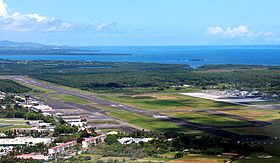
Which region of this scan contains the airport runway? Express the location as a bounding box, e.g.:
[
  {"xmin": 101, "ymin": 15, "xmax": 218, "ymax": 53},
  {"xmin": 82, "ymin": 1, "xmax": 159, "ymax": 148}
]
[{"xmin": 10, "ymin": 75, "xmax": 271, "ymax": 141}]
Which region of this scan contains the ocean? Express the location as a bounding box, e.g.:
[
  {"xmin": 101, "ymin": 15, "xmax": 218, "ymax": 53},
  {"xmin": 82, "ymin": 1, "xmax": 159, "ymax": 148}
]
[{"xmin": 0, "ymin": 45, "xmax": 280, "ymax": 68}]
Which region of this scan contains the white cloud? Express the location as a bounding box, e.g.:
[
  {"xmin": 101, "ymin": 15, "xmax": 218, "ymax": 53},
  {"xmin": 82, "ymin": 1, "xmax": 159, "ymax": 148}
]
[
  {"xmin": 0, "ymin": 0, "xmax": 72, "ymax": 32},
  {"xmin": 208, "ymin": 26, "xmax": 223, "ymax": 35},
  {"xmin": 0, "ymin": 0, "xmax": 7, "ymax": 17},
  {"xmin": 207, "ymin": 25, "xmax": 274, "ymax": 38},
  {"xmin": 0, "ymin": 0, "xmax": 121, "ymax": 33},
  {"xmin": 0, "ymin": 12, "xmax": 73, "ymax": 32},
  {"xmin": 86, "ymin": 20, "xmax": 122, "ymax": 33},
  {"xmin": 263, "ymin": 31, "xmax": 274, "ymax": 37},
  {"xmin": 224, "ymin": 25, "xmax": 250, "ymax": 37}
]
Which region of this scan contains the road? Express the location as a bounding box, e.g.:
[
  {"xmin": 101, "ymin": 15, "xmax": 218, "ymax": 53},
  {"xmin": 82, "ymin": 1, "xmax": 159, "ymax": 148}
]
[{"xmin": 10, "ymin": 75, "xmax": 271, "ymax": 141}]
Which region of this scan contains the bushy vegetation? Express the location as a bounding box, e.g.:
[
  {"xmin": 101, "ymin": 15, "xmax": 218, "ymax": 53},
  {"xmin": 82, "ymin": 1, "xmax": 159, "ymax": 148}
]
[
  {"xmin": 1, "ymin": 60, "xmax": 279, "ymax": 94},
  {"xmin": 0, "ymin": 79, "xmax": 31, "ymax": 93},
  {"xmin": 100, "ymin": 131, "xmax": 265, "ymax": 160}
]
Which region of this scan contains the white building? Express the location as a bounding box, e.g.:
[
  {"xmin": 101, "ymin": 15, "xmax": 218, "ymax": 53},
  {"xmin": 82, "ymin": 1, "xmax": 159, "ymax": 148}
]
[
  {"xmin": 16, "ymin": 154, "xmax": 50, "ymax": 161},
  {"xmin": 48, "ymin": 140, "xmax": 77, "ymax": 155},
  {"xmin": 0, "ymin": 137, "xmax": 52, "ymax": 146},
  {"xmin": 118, "ymin": 137, "xmax": 154, "ymax": 145},
  {"xmin": 82, "ymin": 134, "xmax": 106, "ymax": 148},
  {"xmin": 32, "ymin": 104, "xmax": 53, "ymax": 112}
]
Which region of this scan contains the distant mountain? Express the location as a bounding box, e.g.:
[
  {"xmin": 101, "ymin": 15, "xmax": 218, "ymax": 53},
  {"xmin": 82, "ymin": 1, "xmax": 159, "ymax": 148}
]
[
  {"xmin": 0, "ymin": 41, "xmax": 130, "ymax": 56},
  {"xmin": 0, "ymin": 40, "xmax": 70, "ymax": 50}
]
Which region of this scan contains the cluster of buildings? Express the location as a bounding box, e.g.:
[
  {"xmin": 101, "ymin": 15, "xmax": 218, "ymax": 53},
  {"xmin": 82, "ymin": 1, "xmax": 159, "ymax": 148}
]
[
  {"xmin": 0, "ymin": 137, "xmax": 52, "ymax": 146},
  {"xmin": 60, "ymin": 115, "xmax": 87, "ymax": 127},
  {"xmin": 203, "ymin": 90, "xmax": 279, "ymax": 99},
  {"xmin": 202, "ymin": 90, "xmax": 262, "ymax": 98},
  {"xmin": 0, "ymin": 93, "xmax": 108, "ymax": 161}
]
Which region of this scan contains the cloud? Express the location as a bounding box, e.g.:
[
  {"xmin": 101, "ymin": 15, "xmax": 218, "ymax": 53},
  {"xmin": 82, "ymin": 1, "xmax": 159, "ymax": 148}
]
[
  {"xmin": 0, "ymin": 0, "xmax": 7, "ymax": 17},
  {"xmin": 0, "ymin": 0, "xmax": 121, "ymax": 33},
  {"xmin": 207, "ymin": 26, "xmax": 224, "ymax": 35},
  {"xmin": 0, "ymin": 0, "xmax": 72, "ymax": 32},
  {"xmin": 207, "ymin": 25, "xmax": 274, "ymax": 38},
  {"xmin": 263, "ymin": 31, "xmax": 274, "ymax": 37},
  {"xmin": 86, "ymin": 20, "xmax": 123, "ymax": 33}
]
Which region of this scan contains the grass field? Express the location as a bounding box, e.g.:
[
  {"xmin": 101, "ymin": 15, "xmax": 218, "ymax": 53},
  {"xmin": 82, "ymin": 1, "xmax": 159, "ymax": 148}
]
[
  {"xmin": 221, "ymin": 109, "xmax": 280, "ymax": 122},
  {"xmin": 0, "ymin": 118, "xmax": 27, "ymax": 124},
  {"xmin": 163, "ymin": 112, "xmax": 249, "ymax": 126},
  {"xmin": 80, "ymin": 152, "xmax": 228, "ymax": 163},
  {"xmin": 48, "ymin": 93, "xmax": 90, "ymax": 104},
  {"xmin": 235, "ymin": 153, "xmax": 280, "ymax": 163},
  {"xmin": 97, "ymin": 93, "xmax": 242, "ymax": 111},
  {"xmin": 14, "ymin": 81, "xmax": 56, "ymax": 94},
  {"xmin": 225, "ymin": 120, "xmax": 280, "ymax": 138},
  {"xmin": 0, "ymin": 118, "xmax": 31, "ymax": 132},
  {"xmin": 168, "ymin": 154, "xmax": 228, "ymax": 163},
  {"xmin": 90, "ymin": 104, "xmax": 201, "ymax": 134},
  {"xmin": 0, "ymin": 125, "xmax": 32, "ymax": 132},
  {"xmin": 106, "ymin": 108, "xmax": 198, "ymax": 133}
]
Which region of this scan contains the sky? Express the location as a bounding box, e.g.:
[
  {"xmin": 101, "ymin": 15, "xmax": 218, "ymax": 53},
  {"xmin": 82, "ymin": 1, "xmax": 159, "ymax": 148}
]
[{"xmin": 0, "ymin": 0, "xmax": 279, "ymax": 46}]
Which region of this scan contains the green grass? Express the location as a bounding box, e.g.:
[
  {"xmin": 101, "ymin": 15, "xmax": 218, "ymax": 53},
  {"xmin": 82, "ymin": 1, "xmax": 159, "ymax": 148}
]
[
  {"xmin": 225, "ymin": 121, "xmax": 280, "ymax": 138},
  {"xmin": 0, "ymin": 118, "xmax": 31, "ymax": 132},
  {"xmin": 235, "ymin": 153, "xmax": 280, "ymax": 163},
  {"xmin": 169, "ymin": 154, "xmax": 228, "ymax": 163},
  {"xmin": 0, "ymin": 118, "xmax": 27, "ymax": 125},
  {"xmin": 48, "ymin": 94, "xmax": 89, "ymax": 104},
  {"xmin": 241, "ymin": 101, "xmax": 280, "ymax": 105},
  {"xmin": 98, "ymin": 106, "xmax": 200, "ymax": 134},
  {"xmin": 97, "ymin": 93, "xmax": 242, "ymax": 111},
  {"xmin": 0, "ymin": 125, "xmax": 32, "ymax": 132},
  {"xmin": 163, "ymin": 112, "xmax": 248, "ymax": 126},
  {"xmin": 221, "ymin": 109, "xmax": 280, "ymax": 121},
  {"xmin": 95, "ymin": 86, "xmax": 201, "ymax": 94}
]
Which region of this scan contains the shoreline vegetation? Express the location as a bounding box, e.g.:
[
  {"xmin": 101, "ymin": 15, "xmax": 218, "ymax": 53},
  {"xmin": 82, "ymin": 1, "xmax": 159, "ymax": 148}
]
[{"xmin": 0, "ymin": 59, "xmax": 279, "ymax": 95}]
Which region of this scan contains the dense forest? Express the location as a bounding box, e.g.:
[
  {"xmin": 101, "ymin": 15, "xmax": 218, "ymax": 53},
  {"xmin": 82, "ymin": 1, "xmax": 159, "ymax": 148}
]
[
  {"xmin": 0, "ymin": 79, "xmax": 31, "ymax": 93},
  {"xmin": 0, "ymin": 59, "xmax": 279, "ymax": 94}
]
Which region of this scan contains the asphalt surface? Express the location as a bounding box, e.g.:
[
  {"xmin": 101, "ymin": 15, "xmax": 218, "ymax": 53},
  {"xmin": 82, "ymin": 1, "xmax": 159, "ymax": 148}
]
[{"xmin": 10, "ymin": 75, "xmax": 271, "ymax": 141}]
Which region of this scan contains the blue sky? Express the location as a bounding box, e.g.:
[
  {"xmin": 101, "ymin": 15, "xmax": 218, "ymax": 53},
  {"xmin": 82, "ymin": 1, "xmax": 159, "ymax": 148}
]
[{"xmin": 0, "ymin": 0, "xmax": 279, "ymax": 46}]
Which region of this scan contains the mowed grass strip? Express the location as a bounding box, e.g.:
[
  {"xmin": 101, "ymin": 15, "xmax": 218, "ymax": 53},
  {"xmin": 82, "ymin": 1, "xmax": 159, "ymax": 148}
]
[
  {"xmin": 163, "ymin": 112, "xmax": 248, "ymax": 127},
  {"xmin": 48, "ymin": 94, "xmax": 89, "ymax": 104},
  {"xmin": 104, "ymin": 107, "xmax": 200, "ymax": 134},
  {"xmin": 0, "ymin": 118, "xmax": 31, "ymax": 132},
  {"xmin": 0, "ymin": 118, "xmax": 27, "ymax": 125},
  {"xmin": 97, "ymin": 93, "xmax": 242, "ymax": 111},
  {"xmin": 16, "ymin": 81, "xmax": 56, "ymax": 94},
  {"xmin": 0, "ymin": 125, "xmax": 32, "ymax": 132},
  {"xmin": 235, "ymin": 152, "xmax": 280, "ymax": 163},
  {"xmin": 168, "ymin": 154, "xmax": 227, "ymax": 163},
  {"xmin": 221, "ymin": 109, "xmax": 280, "ymax": 122},
  {"xmin": 225, "ymin": 121, "xmax": 280, "ymax": 138}
]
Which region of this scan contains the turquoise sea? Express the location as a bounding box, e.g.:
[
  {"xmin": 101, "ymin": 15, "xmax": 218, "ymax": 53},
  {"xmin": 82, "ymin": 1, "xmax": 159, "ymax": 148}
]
[{"xmin": 0, "ymin": 45, "xmax": 280, "ymax": 68}]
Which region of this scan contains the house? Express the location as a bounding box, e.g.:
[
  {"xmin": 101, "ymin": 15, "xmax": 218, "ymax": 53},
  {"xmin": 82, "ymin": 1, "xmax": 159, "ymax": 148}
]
[
  {"xmin": 11, "ymin": 127, "xmax": 53, "ymax": 134},
  {"xmin": 32, "ymin": 105, "xmax": 53, "ymax": 112},
  {"xmin": 16, "ymin": 154, "xmax": 50, "ymax": 161},
  {"xmin": 0, "ymin": 137, "xmax": 52, "ymax": 146},
  {"xmin": 82, "ymin": 134, "xmax": 106, "ymax": 148},
  {"xmin": 48, "ymin": 140, "xmax": 77, "ymax": 155}
]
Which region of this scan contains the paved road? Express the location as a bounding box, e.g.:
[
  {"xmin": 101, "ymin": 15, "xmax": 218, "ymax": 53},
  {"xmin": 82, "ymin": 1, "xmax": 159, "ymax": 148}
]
[{"xmin": 10, "ymin": 75, "xmax": 270, "ymax": 141}]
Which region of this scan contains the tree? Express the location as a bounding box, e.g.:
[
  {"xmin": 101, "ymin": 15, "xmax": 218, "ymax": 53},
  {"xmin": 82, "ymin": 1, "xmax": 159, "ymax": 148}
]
[{"xmin": 105, "ymin": 135, "xmax": 119, "ymax": 145}]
